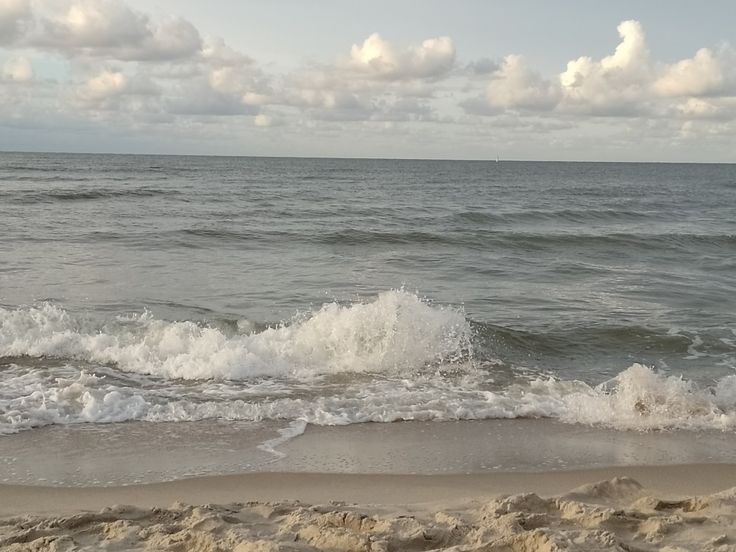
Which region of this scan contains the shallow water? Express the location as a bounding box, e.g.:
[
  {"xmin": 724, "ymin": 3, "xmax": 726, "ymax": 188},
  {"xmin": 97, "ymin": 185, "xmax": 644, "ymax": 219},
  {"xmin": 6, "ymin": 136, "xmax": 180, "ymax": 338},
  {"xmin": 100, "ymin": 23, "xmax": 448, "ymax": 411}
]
[{"xmin": 2, "ymin": 420, "xmax": 735, "ymax": 486}]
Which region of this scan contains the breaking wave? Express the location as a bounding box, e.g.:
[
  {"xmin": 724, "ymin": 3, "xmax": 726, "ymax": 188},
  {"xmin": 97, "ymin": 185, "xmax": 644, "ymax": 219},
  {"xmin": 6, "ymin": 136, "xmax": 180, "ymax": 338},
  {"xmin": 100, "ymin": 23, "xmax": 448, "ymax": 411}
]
[
  {"xmin": 1, "ymin": 362, "xmax": 735, "ymax": 435},
  {"xmin": 0, "ymin": 291, "xmax": 472, "ymax": 380},
  {"xmin": 1, "ymin": 292, "xmax": 735, "ymax": 435}
]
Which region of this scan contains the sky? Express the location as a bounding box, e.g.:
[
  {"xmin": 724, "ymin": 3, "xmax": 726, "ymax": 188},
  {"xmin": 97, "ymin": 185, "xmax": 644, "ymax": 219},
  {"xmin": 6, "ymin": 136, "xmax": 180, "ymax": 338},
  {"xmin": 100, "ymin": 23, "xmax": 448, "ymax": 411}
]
[{"xmin": 1, "ymin": 0, "xmax": 735, "ymax": 161}]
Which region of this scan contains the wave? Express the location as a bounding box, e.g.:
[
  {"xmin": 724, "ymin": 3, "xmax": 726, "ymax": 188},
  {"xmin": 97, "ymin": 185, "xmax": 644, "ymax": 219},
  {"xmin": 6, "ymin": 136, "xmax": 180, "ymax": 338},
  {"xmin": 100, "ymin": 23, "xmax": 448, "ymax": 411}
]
[
  {"xmin": 1, "ymin": 295, "xmax": 733, "ymax": 380},
  {"xmin": 317, "ymin": 229, "xmax": 450, "ymax": 246},
  {"xmin": 0, "ymin": 291, "xmax": 472, "ymax": 380},
  {"xmin": 1, "ymin": 296, "xmax": 731, "ymax": 374},
  {"xmin": 298, "ymin": 229, "xmax": 736, "ymax": 252},
  {"xmin": 1, "ymin": 363, "xmax": 735, "ymax": 435},
  {"xmin": 476, "ymin": 323, "xmax": 735, "ymax": 359},
  {"xmin": 1, "ymin": 293, "xmax": 735, "ymax": 434},
  {"xmin": 533, "ymin": 364, "xmax": 736, "ymax": 430},
  {"xmin": 452, "ymin": 208, "xmax": 660, "ymax": 226},
  {"xmin": 2, "ymin": 187, "xmax": 178, "ymax": 204},
  {"xmin": 485, "ymin": 231, "xmax": 736, "ymax": 251},
  {"xmin": 11, "ymin": 227, "xmax": 736, "ymax": 256}
]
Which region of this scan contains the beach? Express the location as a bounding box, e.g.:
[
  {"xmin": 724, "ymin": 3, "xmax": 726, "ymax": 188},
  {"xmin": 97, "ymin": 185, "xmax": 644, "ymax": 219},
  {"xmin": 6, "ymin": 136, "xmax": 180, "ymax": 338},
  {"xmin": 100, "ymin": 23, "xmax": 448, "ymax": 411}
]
[
  {"xmin": 2, "ymin": 421, "xmax": 736, "ymax": 550},
  {"xmin": 4, "ymin": 465, "xmax": 736, "ymax": 551}
]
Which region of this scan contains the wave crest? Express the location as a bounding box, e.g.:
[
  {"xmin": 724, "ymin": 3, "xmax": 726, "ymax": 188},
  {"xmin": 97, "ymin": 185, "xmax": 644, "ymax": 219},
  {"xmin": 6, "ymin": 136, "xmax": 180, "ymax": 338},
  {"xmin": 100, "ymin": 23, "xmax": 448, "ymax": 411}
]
[
  {"xmin": 528, "ymin": 364, "xmax": 736, "ymax": 430},
  {"xmin": 0, "ymin": 291, "xmax": 473, "ymax": 380}
]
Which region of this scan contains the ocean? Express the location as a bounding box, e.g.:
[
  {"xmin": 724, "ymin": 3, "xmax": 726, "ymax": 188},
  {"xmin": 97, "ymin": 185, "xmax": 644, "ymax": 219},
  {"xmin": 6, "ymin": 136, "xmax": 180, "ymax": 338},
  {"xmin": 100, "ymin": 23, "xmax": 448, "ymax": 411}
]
[{"xmin": 1, "ymin": 152, "xmax": 735, "ymax": 481}]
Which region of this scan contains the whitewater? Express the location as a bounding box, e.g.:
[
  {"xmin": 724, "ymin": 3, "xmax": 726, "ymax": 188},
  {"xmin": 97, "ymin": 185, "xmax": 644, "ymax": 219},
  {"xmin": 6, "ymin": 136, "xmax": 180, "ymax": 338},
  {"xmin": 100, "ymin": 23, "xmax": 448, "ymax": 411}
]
[{"xmin": 2, "ymin": 291, "xmax": 736, "ymax": 436}]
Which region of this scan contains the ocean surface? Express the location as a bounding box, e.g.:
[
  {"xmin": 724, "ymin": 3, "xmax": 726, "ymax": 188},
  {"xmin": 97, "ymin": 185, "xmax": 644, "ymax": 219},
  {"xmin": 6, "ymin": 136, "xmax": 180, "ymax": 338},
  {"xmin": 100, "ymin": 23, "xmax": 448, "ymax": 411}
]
[{"xmin": 2, "ymin": 152, "xmax": 736, "ymax": 444}]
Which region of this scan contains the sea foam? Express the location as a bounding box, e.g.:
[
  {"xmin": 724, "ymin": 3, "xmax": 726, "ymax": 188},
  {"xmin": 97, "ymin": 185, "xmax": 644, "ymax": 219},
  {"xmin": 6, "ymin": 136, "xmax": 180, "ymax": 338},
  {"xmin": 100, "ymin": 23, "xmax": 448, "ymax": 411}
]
[
  {"xmin": 1, "ymin": 294, "xmax": 736, "ymax": 435},
  {"xmin": 1, "ymin": 362, "xmax": 735, "ymax": 435},
  {"xmin": 0, "ymin": 290, "xmax": 472, "ymax": 380}
]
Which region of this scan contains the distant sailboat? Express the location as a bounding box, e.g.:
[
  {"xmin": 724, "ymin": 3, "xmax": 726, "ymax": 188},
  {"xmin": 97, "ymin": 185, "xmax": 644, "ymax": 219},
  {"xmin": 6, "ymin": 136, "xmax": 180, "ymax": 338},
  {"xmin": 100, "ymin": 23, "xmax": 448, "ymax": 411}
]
[{"xmin": 495, "ymin": 154, "xmax": 500, "ymax": 163}]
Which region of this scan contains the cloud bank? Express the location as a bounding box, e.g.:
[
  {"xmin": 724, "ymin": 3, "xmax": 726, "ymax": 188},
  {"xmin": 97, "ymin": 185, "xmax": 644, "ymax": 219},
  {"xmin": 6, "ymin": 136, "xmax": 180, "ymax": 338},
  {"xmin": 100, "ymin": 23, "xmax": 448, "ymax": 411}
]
[{"xmin": 0, "ymin": 1, "xmax": 734, "ymax": 159}]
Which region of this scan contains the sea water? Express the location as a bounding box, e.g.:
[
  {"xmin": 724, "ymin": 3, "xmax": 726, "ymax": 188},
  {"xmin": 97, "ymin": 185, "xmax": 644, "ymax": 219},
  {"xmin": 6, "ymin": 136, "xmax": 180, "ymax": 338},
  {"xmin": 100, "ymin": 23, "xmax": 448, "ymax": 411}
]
[{"xmin": 1, "ymin": 153, "xmax": 735, "ymax": 445}]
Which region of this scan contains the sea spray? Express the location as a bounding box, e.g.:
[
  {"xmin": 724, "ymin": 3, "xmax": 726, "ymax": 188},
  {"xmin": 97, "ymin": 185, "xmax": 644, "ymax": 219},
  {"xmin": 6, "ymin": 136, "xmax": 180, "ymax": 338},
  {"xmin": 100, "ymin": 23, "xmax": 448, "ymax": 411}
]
[{"xmin": 0, "ymin": 291, "xmax": 473, "ymax": 380}]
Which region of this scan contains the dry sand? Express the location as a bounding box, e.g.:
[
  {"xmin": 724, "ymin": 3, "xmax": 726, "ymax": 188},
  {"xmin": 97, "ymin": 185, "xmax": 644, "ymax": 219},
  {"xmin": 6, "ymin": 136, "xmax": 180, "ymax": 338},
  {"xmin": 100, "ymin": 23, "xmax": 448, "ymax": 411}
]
[{"xmin": 2, "ymin": 464, "xmax": 736, "ymax": 551}]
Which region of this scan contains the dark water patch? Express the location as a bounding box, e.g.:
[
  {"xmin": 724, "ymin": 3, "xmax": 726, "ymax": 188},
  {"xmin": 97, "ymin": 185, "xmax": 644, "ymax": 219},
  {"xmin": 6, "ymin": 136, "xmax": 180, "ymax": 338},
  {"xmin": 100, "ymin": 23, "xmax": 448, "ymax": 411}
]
[
  {"xmin": 452, "ymin": 207, "xmax": 662, "ymax": 226},
  {"xmin": 472, "ymin": 321, "xmax": 735, "ymax": 363},
  {"xmin": 316, "ymin": 229, "xmax": 451, "ymax": 246},
  {"xmin": 306, "ymin": 228, "xmax": 736, "ymax": 254},
  {"xmin": 81, "ymin": 227, "xmax": 281, "ymax": 249},
  {"xmin": 485, "ymin": 231, "xmax": 736, "ymax": 253},
  {"xmin": 3, "ymin": 186, "xmax": 180, "ymax": 204},
  {"xmin": 179, "ymin": 228, "xmax": 260, "ymax": 241},
  {"xmin": 0, "ymin": 174, "xmax": 173, "ymax": 183},
  {"xmin": 16, "ymin": 225, "xmax": 736, "ymax": 256},
  {"xmin": 0, "ymin": 175, "xmax": 97, "ymax": 183},
  {"xmin": 0, "ymin": 164, "xmax": 73, "ymax": 173}
]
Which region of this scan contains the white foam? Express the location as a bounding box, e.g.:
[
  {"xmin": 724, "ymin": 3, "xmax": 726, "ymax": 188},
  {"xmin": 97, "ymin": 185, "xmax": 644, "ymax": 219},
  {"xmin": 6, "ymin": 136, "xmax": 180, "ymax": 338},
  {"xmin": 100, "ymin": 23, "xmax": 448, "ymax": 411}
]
[
  {"xmin": 0, "ymin": 368, "xmax": 149, "ymax": 433},
  {"xmin": 257, "ymin": 420, "xmax": 308, "ymax": 458},
  {"xmin": 2, "ymin": 297, "xmax": 736, "ymax": 435},
  {"xmin": 525, "ymin": 363, "xmax": 736, "ymax": 430},
  {"xmin": 0, "ymin": 291, "xmax": 472, "ymax": 380},
  {"xmin": 1, "ymin": 362, "xmax": 735, "ymax": 435}
]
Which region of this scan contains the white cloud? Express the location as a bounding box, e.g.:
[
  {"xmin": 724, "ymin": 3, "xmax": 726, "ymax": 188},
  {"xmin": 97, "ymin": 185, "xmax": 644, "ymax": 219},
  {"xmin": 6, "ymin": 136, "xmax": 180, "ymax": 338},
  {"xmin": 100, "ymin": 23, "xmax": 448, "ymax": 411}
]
[
  {"xmin": 198, "ymin": 37, "xmax": 272, "ymax": 111},
  {"xmin": 471, "ymin": 19, "xmax": 736, "ymax": 119},
  {"xmin": 486, "ymin": 54, "xmax": 560, "ymax": 110},
  {"xmin": 0, "ymin": 1, "xmax": 271, "ymax": 122},
  {"xmin": 208, "ymin": 66, "xmax": 244, "ymax": 95},
  {"xmin": 676, "ymin": 97, "xmax": 721, "ymax": 118},
  {"xmin": 655, "ymin": 48, "xmax": 724, "ymax": 97},
  {"xmin": 464, "ymin": 20, "xmax": 655, "ymax": 117},
  {"xmin": 55, "ymin": 1, "xmax": 148, "ymax": 45},
  {"xmin": 79, "ymin": 70, "xmax": 128, "ymax": 100},
  {"xmin": 558, "ymin": 20, "xmax": 652, "ymax": 113},
  {"xmin": 254, "ymin": 113, "xmax": 273, "ymax": 127},
  {"xmin": 207, "ymin": 63, "xmax": 270, "ymax": 100},
  {"xmin": 241, "ymin": 92, "xmax": 271, "ymax": 106},
  {"xmin": 295, "ymin": 88, "xmax": 364, "ymax": 110},
  {"xmin": 1, "ymin": 3, "xmax": 736, "ymax": 160},
  {"xmin": 349, "ymin": 33, "xmax": 455, "ymax": 80},
  {"xmin": 2, "ymin": 3, "xmax": 454, "ymax": 128},
  {"xmin": 6, "ymin": 0, "xmax": 202, "ymax": 61},
  {"xmin": 269, "ymin": 32, "xmax": 458, "ymax": 124},
  {"xmin": 2, "ymin": 55, "xmax": 32, "ymax": 81},
  {"xmin": 201, "ymin": 37, "xmax": 254, "ymax": 67}
]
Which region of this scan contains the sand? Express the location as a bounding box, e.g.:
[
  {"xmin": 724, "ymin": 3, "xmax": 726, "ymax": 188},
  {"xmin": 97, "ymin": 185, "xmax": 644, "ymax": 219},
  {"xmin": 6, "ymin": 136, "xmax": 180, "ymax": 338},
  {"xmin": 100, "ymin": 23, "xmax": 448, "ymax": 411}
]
[{"xmin": 3, "ymin": 465, "xmax": 736, "ymax": 551}]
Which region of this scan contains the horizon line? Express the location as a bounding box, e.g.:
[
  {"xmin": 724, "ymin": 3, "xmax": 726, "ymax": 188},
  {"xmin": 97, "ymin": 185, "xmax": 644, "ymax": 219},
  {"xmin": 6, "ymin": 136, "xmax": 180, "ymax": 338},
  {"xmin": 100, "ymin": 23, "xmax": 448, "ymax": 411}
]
[{"xmin": 1, "ymin": 149, "xmax": 734, "ymax": 165}]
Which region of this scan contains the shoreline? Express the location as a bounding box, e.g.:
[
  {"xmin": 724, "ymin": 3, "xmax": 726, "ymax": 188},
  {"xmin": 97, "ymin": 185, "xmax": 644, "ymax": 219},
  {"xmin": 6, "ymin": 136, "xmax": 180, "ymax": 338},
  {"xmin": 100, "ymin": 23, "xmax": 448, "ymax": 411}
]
[
  {"xmin": 4, "ymin": 465, "xmax": 736, "ymax": 551},
  {"xmin": 3, "ymin": 418, "xmax": 735, "ymax": 487},
  {"xmin": 4, "ymin": 420, "xmax": 736, "ymax": 549},
  {"xmin": 4, "ymin": 463, "xmax": 736, "ymax": 517}
]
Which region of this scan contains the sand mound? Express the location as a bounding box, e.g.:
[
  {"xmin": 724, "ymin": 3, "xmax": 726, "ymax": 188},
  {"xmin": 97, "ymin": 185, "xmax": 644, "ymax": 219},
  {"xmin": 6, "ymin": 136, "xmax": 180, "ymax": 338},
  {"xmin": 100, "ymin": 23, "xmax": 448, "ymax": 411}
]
[
  {"xmin": 564, "ymin": 476, "xmax": 644, "ymax": 501},
  {"xmin": 2, "ymin": 478, "xmax": 736, "ymax": 551}
]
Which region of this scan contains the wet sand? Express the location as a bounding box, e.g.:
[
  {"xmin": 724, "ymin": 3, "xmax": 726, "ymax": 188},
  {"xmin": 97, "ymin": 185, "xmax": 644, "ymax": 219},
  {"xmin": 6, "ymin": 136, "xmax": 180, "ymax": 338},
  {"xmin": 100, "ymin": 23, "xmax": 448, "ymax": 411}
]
[
  {"xmin": 2, "ymin": 464, "xmax": 736, "ymax": 517},
  {"xmin": 1, "ymin": 419, "xmax": 734, "ymax": 486}
]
